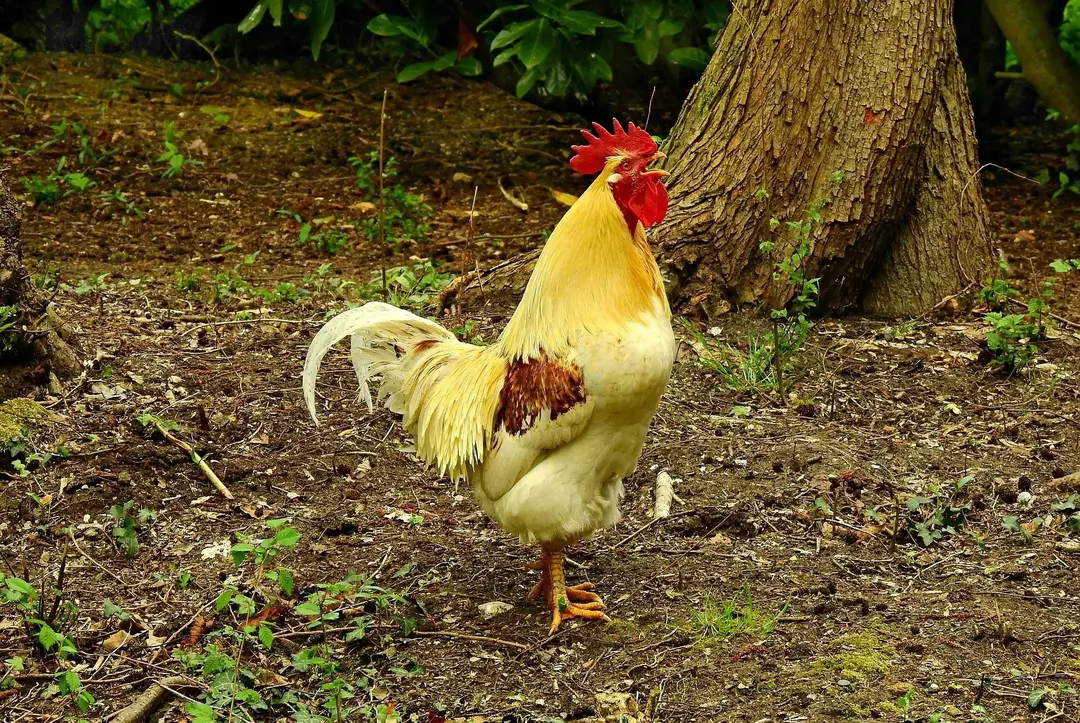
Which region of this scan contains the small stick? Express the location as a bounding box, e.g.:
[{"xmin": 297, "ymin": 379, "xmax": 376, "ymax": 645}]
[
  {"xmin": 174, "ymin": 32, "xmax": 221, "ymax": 91},
  {"xmin": 68, "ymin": 530, "xmax": 131, "ymax": 587},
  {"xmin": 152, "ymin": 420, "xmax": 233, "ymax": 500},
  {"xmin": 412, "ymin": 629, "xmax": 529, "ymax": 650},
  {"xmin": 378, "ymin": 88, "xmax": 388, "ymax": 296},
  {"xmin": 653, "ymin": 471, "xmax": 675, "ymax": 519},
  {"xmin": 466, "ymin": 186, "xmax": 486, "ymax": 304}
]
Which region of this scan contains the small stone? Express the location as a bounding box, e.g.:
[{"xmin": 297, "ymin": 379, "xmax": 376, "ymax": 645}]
[
  {"xmin": 477, "ymin": 601, "xmax": 514, "ymax": 619},
  {"xmin": 837, "ymin": 679, "xmax": 851, "ymax": 687}
]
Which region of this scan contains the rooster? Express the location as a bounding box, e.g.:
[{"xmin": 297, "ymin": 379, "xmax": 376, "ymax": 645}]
[{"xmin": 303, "ymin": 120, "xmax": 674, "ymax": 634}]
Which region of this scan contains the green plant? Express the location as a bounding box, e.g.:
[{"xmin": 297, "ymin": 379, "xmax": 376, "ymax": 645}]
[
  {"xmin": 22, "ymin": 175, "xmax": 59, "ymax": 204},
  {"xmin": 367, "ymin": 12, "xmax": 482, "ymax": 82},
  {"xmin": 299, "ymin": 226, "xmax": 351, "ymax": 255},
  {"xmin": 1003, "ymin": 515, "xmax": 1034, "ymax": 544},
  {"xmin": 22, "ymin": 157, "xmax": 97, "ymax": 205},
  {"xmin": 109, "ymin": 500, "xmax": 157, "ymax": 557},
  {"xmin": 99, "ymin": 188, "xmax": 146, "ymax": 220},
  {"xmin": 156, "ymin": 121, "xmax": 201, "ymax": 179},
  {"xmin": 349, "ymin": 150, "xmax": 396, "ymax": 194},
  {"xmin": 906, "ymin": 495, "xmax": 971, "ymax": 547},
  {"xmin": 680, "ymin": 320, "xmax": 777, "ymax": 392},
  {"xmin": 978, "ymin": 259, "xmax": 1077, "ymax": 373},
  {"xmin": 363, "ymin": 261, "xmax": 455, "ymax": 310},
  {"xmin": 239, "ymin": 0, "xmax": 336, "ymax": 58},
  {"xmin": 761, "ymin": 201, "xmax": 824, "ymax": 399},
  {"xmin": 0, "ymin": 570, "xmax": 79, "ymax": 660},
  {"xmin": 348, "ymin": 152, "xmax": 432, "ymax": 250},
  {"xmin": 229, "ymin": 519, "xmax": 299, "ymax": 595},
  {"xmin": 57, "ymin": 669, "xmax": 96, "ymax": 713},
  {"xmin": 176, "ymin": 267, "xmax": 207, "ymax": 293},
  {"xmin": 690, "ymin": 584, "xmax": 787, "ymax": 640},
  {"xmin": 0, "ymin": 305, "xmax": 20, "ymax": 353}
]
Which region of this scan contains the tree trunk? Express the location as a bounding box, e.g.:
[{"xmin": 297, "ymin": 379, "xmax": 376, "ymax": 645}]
[
  {"xmin": 654, "ymin": 0, "xmax": 995, "ymax": 318},
  {"xmin": 0, "ymin": 173, "xmax": 79, "ymax": 392},
  {"xmin": 984, "ymin": 0, "xmax": 1080, "ymax": 124}
]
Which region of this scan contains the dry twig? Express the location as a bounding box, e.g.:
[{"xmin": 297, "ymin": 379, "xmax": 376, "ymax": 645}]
[{"xmin": 150, "ymin": 419, "xmax": 233, "ymax": 499}]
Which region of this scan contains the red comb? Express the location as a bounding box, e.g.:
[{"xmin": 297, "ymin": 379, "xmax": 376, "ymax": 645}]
[{"xmin": 570, "ymin": 119, "xmax": 658, "ymax": 175}]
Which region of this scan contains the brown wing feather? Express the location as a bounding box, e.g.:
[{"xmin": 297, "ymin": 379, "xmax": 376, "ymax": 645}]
[{"xmin": 495, "ymin": 354, "xmax": 587, "ymax": 437}]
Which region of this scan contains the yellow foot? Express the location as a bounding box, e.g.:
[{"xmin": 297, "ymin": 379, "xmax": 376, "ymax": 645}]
[
  {"xmin": 527, "ymin": 548, "xmax": 610, "ymax": 635},
  {"xmin": 550, "ymin": 601, "xmax": 610, "ymax": 636},
  {"xmin": 529, "ymin": 579, "xmax": 604, "ymax": 604}
]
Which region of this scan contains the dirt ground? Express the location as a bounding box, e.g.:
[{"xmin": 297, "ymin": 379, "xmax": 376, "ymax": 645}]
[{"xmin": 1, "ymin": 54, "xmax": 1079, "ymax": 723}]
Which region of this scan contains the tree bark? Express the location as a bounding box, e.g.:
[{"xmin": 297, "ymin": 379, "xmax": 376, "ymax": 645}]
[
  {"xmin": 984, "ymin": 0, "xmax": 1080, "ymax": 124},
  {"xmin": 0, "ymin": 172, "xmax": 79, "ymax": 389},
  {"xmin": 653, "ymin": 0, "xmax": 995, "ymax": 318}
]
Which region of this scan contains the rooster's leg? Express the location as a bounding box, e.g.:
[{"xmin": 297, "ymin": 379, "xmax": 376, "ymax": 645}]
[{"xmin": 527, "ymin": 547, "xmax": 609, "ymax": 634}]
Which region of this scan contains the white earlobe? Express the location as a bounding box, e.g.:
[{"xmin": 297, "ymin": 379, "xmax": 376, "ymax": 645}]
[{"xmin": 606, "ymin": 173, "xmax": 622, "ymax": 184}]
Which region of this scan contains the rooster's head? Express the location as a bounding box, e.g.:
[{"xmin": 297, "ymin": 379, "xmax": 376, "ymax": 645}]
[{"xmin": 570, "ymin": 119, "xmax": 668, "ymax": 229}]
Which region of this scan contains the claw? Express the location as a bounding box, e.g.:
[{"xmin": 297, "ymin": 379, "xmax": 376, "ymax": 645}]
[{"xmin": 529, "ymin": 547, "xmax": 611, "ymax": 635}]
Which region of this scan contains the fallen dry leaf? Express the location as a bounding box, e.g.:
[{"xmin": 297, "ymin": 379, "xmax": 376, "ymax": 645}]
[{"xmin": 103, "ymin": 630, "xmax": 130, "ymax": 652}]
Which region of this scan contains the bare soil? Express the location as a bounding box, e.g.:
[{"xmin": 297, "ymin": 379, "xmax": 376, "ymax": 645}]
[{"xmin": 1, "ymin": 54, "xmax": 1079, "ymax": 723}]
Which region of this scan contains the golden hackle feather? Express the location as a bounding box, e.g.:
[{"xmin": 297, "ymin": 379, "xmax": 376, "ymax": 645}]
[{"xmin": 500, "ymin": 157, "xmax": 667, "ymax": 361}]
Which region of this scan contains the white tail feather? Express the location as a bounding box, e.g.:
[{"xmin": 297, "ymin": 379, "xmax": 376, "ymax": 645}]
[{"xmin": 302, "ymin": 302, "xmax": 455, "ymax": 424}]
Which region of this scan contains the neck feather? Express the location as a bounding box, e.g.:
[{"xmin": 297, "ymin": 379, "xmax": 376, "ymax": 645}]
[{"xmin": 499, "ymin": 163, "xmax": 668, "ymax": 361}]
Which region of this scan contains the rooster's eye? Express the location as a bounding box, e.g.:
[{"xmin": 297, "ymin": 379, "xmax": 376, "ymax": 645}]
[{"xmin": 620, "ymin": 160, "xmax": 631, "ymax": 171}]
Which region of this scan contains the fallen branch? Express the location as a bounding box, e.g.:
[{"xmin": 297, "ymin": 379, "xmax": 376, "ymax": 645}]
[
  {"xmin": 107, "ymin": 676, "xmax": 195, "ymax": 723},
  {"xmin": 150, "ymin": 420, "xmax": 233, "ymax": 500}
]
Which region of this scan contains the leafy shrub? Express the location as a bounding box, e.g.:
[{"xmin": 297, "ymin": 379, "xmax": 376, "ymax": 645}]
[
  {"xmin": 979, "ymin": 259, "xmax": 1077, "ymax": 373},
  {"xmin": 236, "ymin": 0, "xmax": 729, "ymax": 98}
]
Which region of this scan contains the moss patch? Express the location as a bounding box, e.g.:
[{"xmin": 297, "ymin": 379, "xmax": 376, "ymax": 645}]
[
  {"xmin": 809, "ymin": 624, "xmax": 895, "ymax": 683},
  {"xmin": 0, "ymin": 398, "xmax": 52, "ymax": 444}
]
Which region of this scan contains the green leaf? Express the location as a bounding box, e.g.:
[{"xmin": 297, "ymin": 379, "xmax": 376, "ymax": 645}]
[
  {"xmin": 294, "ymin": 600, "xmax": 322, "ymax": 616},
  {"xmin": 455, "ymin": 57, "xmax": 483, "ymax": 76},
  {"xmin": 515, "ymin": 66, "xmax": 542, "ymax": 98},
  {"xmin": 432, "ymin": 50, "xmax": 457, "ymax": 72},
  {"xmin": 545, "ymin": 60, "xmax": 571, "ymax": 96},
  {"xmin": 633, "ymin": 22, "xmax": 660, "ymax": 64},
  {"xmin": 186, "ymin": 701, "xmax": 217, "ymax": 723},
  {"xmin": 493, "ymin": 47, "xmax": 517, "ymax": 66},
  {"xmin": 273, "ymin": 525, "xmax": 300, "ymax": 549},
  {"xmin": 658, "ymin": 18, "xmax": 686, "ymax": 37},
  {"xmin": 36, "ymin": 622, "xmax": 60, "ymax": 650},
  {"xmin": 518, "ymin": 18, "xmax": 555, "ymax": 69},
  {"xmin": 258, "ymin": 624, "xmax": 274, "ymax": 650},
  {"xmin": 477, "ymin": 4, "xmax": 528, "ymax": 31},
  {"xmin": 491, "ymin": 19, "xmax": 537, "ymax": 51},
  {"xmin": 588, "ymin": 52, "xmax": 613, "ymax": 82},
  {"xmin": 1050, "ymin": 259, "xmax": 1074, "ymax": 273},
  {"xmin": 267, "ymin": 0, "xmax": 283, "ymax": 25},
  {"xmin": 667, "ymin": 47, "xmax": 711, "ymax": 70},
  {"xmin": 56, "ymin": 669, "xmax": 81, "ymax": 694},
  {"xmin": 366, "ymin": 14, "xmax": 408, "ymax": 37},
  {"xmin": 230, "ymin": 542, "xmax": 254, "ymax": 567},
  {"xmin": 554, "ymin": 9, "xmax": 622, "ymax": 35},
  {"xmin": 214, "ymin": 589, "xmax": 234, "ymax": 611},
  {"xmin": 276, "ymin": 568, "xmax": 294, "ymax": 596},
  {"xmin": 238, "ymin": 2, "xmax": 267, "ymax": 34},
  {"xmin": 1027, "ymin": 687, "xmax": 1047, "ymax": 709},
  {"xmin": 309, "ymin": 0, "xmax": 335, "ymax": 61}
]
